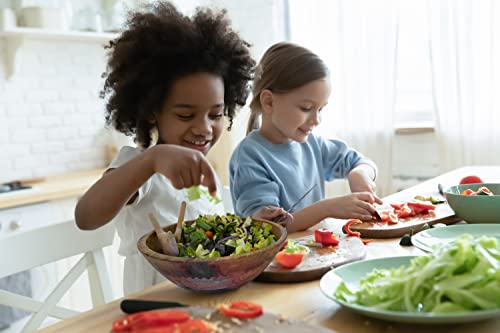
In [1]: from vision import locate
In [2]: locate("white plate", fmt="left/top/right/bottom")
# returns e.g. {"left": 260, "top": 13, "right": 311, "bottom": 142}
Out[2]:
{"left": 320, "top": 256, "right": 500, "bottom": 324}
{"left": 411, "top": 224, "right": 500, "bottom": 252}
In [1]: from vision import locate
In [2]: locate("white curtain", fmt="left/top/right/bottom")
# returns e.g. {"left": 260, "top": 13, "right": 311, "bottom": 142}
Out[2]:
{"left": 428, "top": 0, "right": 500, "bottom": 171}
{"left": 288, "top": 0, "right": 399, "bottom": 196}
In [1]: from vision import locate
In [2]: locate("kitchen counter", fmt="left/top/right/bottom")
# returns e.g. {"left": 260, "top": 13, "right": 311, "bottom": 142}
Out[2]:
{"left": 0, "top": 169, "right": 104, "bottom": 210}
{"left": 35, "top": 166, "right": 500, "bottom": 333}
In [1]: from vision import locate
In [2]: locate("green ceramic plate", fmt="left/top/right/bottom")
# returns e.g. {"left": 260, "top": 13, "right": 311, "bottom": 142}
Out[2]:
{"left": 320, "top": 256, "right": 500, "bottom": 324}
{"left": 412, "top": 224, "right": 500, "bottom": 253}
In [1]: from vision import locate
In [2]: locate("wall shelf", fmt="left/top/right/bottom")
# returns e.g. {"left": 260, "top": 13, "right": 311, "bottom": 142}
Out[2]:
{"left": 0, "top": 27, "right": 117, "bottom": 42}
{"left": 0, "top": 27, "right": 118, "bottom": 78}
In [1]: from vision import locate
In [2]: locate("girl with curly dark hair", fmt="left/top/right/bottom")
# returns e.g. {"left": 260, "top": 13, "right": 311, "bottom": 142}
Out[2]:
{"left": 74, "top": 2, "right": 262, "bottom": 294}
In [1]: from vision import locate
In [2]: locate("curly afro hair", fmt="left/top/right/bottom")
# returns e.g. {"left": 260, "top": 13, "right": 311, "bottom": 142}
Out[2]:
{"left": 101, "top": 1, "right": 255, "bottom": 147}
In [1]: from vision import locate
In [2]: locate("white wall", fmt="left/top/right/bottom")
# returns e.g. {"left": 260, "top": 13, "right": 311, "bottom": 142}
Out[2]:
{"left": 0, "top": 39, "right": 109, "bottom": 183}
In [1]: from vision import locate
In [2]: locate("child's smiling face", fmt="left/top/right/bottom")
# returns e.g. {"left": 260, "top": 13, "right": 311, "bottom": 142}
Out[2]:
{"left": 261, "top": 78, "right": 331, "bottom": 144}
{"left": 156, "top": 72, "right": 225, "bottom": 155}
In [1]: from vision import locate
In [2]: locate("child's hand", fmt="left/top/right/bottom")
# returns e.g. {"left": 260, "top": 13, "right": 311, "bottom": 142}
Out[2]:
{"left": 151, "top": 144, "right": 217, "bottom": 195}
{"left": 348, "top": 167, "right": 382, "bottom": 204}
{"left": 251, "top": 206, "right": 293, "bottom": 227}
{"left": 327, "top": 192, "right": 379, "bottom": 221}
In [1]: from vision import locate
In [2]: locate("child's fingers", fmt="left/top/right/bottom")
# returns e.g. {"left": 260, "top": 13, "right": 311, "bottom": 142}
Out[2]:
{"left": 200, "top": 159, "right": 217, "bottom": 195}
{"left": 357, "top": 192, "right": 377, "bottom": 203}
{"left": 181, "top": 168, "right": 193, "bottom": 188}
{"left": 190, "top": 166, "right": 201, "bottom": 187}
{"left": 373, "top": 194, "right": 383, "bottom": 205}
{"left": 356, "top": 201, "right": 376, "bottom": 215}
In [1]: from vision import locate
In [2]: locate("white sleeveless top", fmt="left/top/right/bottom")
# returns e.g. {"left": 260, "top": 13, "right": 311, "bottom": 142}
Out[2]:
{"left": 109, "top": 146, "right": 225, "bottom": 295}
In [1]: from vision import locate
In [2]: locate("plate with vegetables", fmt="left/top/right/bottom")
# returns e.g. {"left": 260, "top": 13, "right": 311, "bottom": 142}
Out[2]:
{"left": 320, "top": 235, "right": 500, "bottom": 324}
{"left": 257, "top": 227, "right": 367, "bottom": 283}
{"left": 411, "top": 224, "right": 500, "bottom": 253}
{"left": 112, "top": 300, "right": 332, "bottom": 333}
{"left": 350, "top": 194, "right": 461, "bottom": 238}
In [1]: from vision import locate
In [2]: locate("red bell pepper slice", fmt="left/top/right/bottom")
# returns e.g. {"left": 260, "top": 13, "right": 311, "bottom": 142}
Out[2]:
{"left": 390, "top": 202, "right": 405, "bottom": 210}
{"left": 342, "top": 219, "right": 372, "bottom": 245}
{"left": 342, "top": 219, "right": 361, "bottom": 237}
{"left": 396, "top": 205, "right": 414, "bottom": 218}
{"left": 407, "top": 200, "right": 436, "bottom": 211}
{"left": 132, "top": 326, "right": 176, "bottom": 333}
{"left": 380, "top": 211, "right": 398, "bottom": 224}
{"left": 178, "top": 320, "right": 209, "bottom": 333}
{"left": 112, "top": 310, "right": 190, "bottom": 332}
{"left": 219, "top": 301, "right": 263, "bottom": 319}
{"left": 314, "top": 228, "right": 340, "bottom": 246}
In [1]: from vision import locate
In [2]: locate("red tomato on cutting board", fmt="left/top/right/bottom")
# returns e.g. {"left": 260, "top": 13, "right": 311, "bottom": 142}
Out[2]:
{"left": 459, "top": 175, "right": 483, "bottom": 184}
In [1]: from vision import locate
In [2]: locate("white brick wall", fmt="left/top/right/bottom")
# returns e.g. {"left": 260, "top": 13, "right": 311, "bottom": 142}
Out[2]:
{"left": 0, "top": 38, "right": 108, "bottom": 182}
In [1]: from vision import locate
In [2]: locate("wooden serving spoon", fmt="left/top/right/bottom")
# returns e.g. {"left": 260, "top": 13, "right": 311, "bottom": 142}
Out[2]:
{"left": 174, "top": 201, "right": 187, "bottom": 242}
{"left": 148, "top": 213, "right": 178, "bottom": 256}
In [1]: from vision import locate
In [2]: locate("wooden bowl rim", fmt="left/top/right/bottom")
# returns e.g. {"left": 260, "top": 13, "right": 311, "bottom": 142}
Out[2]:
{"left": 137, "top": 217, "right": 287, "bottom": 262}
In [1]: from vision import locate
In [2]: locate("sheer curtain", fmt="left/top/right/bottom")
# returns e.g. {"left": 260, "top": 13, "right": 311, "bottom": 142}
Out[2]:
{"left": 288, "top": 0, "right": 400, "bottom": 196}
{"left": 428, "top": 0, "right": 500, "bottom": 171}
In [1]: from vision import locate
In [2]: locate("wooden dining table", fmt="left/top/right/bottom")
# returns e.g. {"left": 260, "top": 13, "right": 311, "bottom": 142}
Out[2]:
{"left": 37, "top": 166, "right": 500, "bottom": 333}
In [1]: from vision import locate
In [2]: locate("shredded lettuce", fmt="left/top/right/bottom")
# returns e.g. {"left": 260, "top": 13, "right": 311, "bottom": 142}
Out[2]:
{"left": 186, "top": 186, "right": 222, "bottom": 204}
{"left": 334, "top": 235, "right": 500, "bottom": 313}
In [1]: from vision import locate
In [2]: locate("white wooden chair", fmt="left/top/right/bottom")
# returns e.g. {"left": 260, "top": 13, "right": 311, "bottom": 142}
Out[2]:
{"left": 0, "top": 220, "right": 115, "bottom": 333}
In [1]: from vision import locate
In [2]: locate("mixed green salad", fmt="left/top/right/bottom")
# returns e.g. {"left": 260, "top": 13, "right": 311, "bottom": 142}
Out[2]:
{"left": 335, "top": 234, "right": 500, "bottom": 313}
{"left": 177, "top": 214, "right": 276, "bottom": 258}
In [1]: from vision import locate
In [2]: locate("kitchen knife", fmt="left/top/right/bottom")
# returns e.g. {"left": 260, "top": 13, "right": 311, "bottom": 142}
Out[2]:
{"left": 274, "top": 184, "right": 318, "bottom": 223}
{"left": 120, "top": 299, "right": 187, "bottom": 314}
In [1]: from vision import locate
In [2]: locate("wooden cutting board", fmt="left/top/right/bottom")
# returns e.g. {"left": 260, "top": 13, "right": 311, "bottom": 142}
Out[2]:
{"left": 156, "top": 306, "right": 332, "bottom": 333}
{"left": 350, "top": 202, "right": 461, "bottom": 239}
{"left": 256, "top": 234, "right": 366, "bottom": 283}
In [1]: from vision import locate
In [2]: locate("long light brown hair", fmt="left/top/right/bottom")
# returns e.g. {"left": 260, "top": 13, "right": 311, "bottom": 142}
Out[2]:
{"left": 246, "top": 42, "right": 329, "bottom": 135}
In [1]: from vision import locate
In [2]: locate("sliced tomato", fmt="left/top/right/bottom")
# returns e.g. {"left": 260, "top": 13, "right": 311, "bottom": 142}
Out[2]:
{"left": 275, "top": 250, "right": 304, "bottom": 269}
{"left": 219, "top": 301, "right": 263, "bottom": 319}
{"left": 112, "top": 310, "right": 190, "bottom": 332}
{"left": 178, "top": 320, "right": 209, "bottom": 333}
{"left": 475, "top": 186, "right": 493, "bottom": 196}
{"left": 461, "top": 189, "right": 475, "bottom": 196}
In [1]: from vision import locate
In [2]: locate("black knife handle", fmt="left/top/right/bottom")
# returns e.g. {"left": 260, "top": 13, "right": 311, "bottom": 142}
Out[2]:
{"left": 120, "top": 299, "right": 187, "bottom": 314}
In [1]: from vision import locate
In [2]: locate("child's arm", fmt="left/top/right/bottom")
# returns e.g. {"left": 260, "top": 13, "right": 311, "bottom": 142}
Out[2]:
{"left": 75, "top": 144, "right": 216, "bottom": 230}
{"left": 286, "top": 192, "right": 378, "bottom": 233}
{"left": 348, "top": 163, "right": 380, "bottom": 196}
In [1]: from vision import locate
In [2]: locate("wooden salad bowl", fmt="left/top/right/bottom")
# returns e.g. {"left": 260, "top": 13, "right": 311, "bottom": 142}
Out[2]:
{"left": 137, "top": 217, "right": 287, "bottom": 293}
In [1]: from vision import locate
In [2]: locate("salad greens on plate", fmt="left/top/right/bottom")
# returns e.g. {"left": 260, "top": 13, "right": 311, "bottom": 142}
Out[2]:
{"left": 177, "top": 214, "right": 276, "bottom": 258}
{"left": 334, "top": 234, "right": 500, "bottom": 313}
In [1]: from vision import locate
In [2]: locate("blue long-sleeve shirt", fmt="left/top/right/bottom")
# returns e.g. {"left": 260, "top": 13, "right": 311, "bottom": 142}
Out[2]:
{"left": 229, "top": 130, "right": 377, "bottom": 217}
